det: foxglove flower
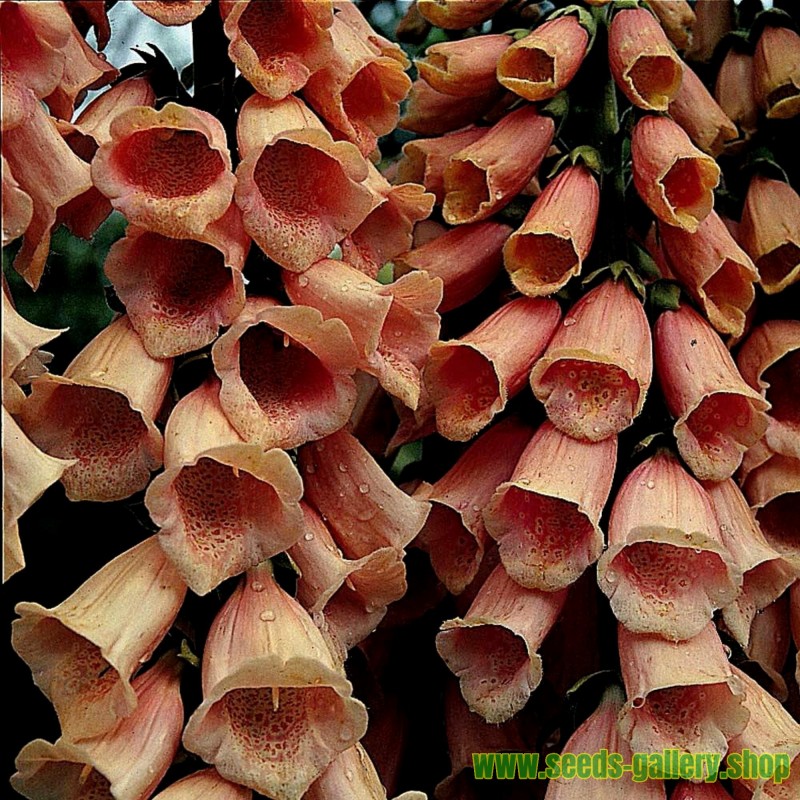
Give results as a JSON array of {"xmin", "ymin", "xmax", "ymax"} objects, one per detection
[
  {"xmin": 12, "ymin": 655, "xmax": 184, "ymax": 800},
  {"xmin": 654, "ymin": 305, "xmax": 768, "ymax": 481},
  {"xmin": 485, "ymin": 422, "xmax": 617, "ymax": 591},
  {"xmin": 17, "ymin": 316, "xmax": 172, "ymax": 502},
  {"xmin": 133, "ymin": 0, "xmax": 211, "ymax": 26},
  {"xmin": 715, "ymin": 49, "xmax": 759, "ymax": 143},
  {"xmin": 531, "ymin": 279, "xmax": 651, "ymax": 441},
  {"xmin": 597, "ymin": 452, "xmax": 741, "ymax": 641},
  {"xmin": 151, "ymin": 769, "xmax": 251, "ymax": 800},
  {"xmin": 648, "ymin": 0, "xmax": 695, "ymax": 51},
  {"xmin": 1, "ymin": 155, "xmax": 33, "ymax": 247},
  {"xmin": 498, "ymin": 17, "xmax": 589, "ymax": 102},
  {"xmin": 12, "ymin": 537, "xmax": 186, "ymax": 740},
  {"xmin": 753, "ymin": 26, "xmax": 800, "ymax": 120},
  {"xmin": 608, "ymin": 8, "xmax": 683, "ymax": 111},
  {"xmin": 183, "ymin": 564, "xmax": 369, "ymax": 800},
  {"xmin": 437, "ymin": 564, "xmax": 567, "ymax": 723},
  {"xmin": 146, "ymin": 379, "xmax": 304, "ymax": 595},
  {"xmin": 442, "ymin": 105, "xmax": 555, "ymax": 225},
  {"xmin": 417, "ymin": 34, "xmax": 509, "ymax": 97},
  {"xmin": 686, "ymin": 0, "xmax": 734, "ymax": 63},
  {"xmin": 212, "ymin": 297, "xmax": 359, "ymax": 450},
  {"xmin": 424, "ymin": 296, "xmax": 561, "ymax": 441},
  {"xmin": 416, "ymin": 0, "xmax": 506, "ymax": 30}
]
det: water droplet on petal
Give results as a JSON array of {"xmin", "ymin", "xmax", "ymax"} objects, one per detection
[
  {"xmin": 304, "ymin": 532, "xmax": 314, "ymax": 541},
  {"xmin": 359, "ymin": 483, "xmax": 370, "ymax": 494},
  {"xmin": 251, "ymin": 581, "xmax": 264, "ymax": 592},
  {"xmin": 338, "ymin": 462, "xmax": 349, "ymax": 473},
  {"xmin": 260, "ymin": 609, "xmax": 275, "ymax": 621}
]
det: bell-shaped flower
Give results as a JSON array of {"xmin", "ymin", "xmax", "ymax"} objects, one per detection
[
  {"xmin": 151, "ymin": 768, "xmax": 251, "ymax": 800},
  {"xmin": 753, "ymin": 26, "xmax": 800, "ymax": 120},
  {"xmin": 648, "ymin": 0, "xmax": 695, "ymax": 51},
  {"xmin": 12, "ymin": 536, "xmax": 186, "ymax": 740},
  {"xmin": 418, "ymin": 34, "xmax": 509, "ymax": 97},
  {"xmin": 133, "ymin": 0, "xmax": 211, "ymax": 26}
]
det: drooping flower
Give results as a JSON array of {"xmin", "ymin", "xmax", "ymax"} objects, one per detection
[
  {"xmin": 424, "ymin": 296, "xmax": 561, "ymax": 441},
  {"xmin": 484, "ymin": 421, "xmax": 617, "ymax": 591},
  {"xmin": 417, "ymin": 34, "xmax": 510, "ymax": 97},
  {"xmin": 715, "ymin": 48, "xmax": 759, "ymax": 143},
  {"xmin": 133, "ymin": 0, "xmax": 211, "ymax": 26},
  {"xmin": 753, "ymin": 26, "xmax": 800, "ymax": 120},
  {"xmin": 151, "ymin": 768, "xmax": 251, "ymax": 800},
  {"xmin": 658, "ymin": 210, "xmax": 758, "ymax": 338},
  {"xmin": 597, "ymin": 452, "xmax": 741, "ymax": 641},
  {"xmin": 145, "ymin": 378, "xmax": 304, "ymax": 595},
  {"xmin": 183, "ymin": 564, "xmax": 369, "ymax": 800},
  {"xmin": 234, "ymin": 93, "xmax": 373, "ymax": 272},
  {"xmin": 608, "ymin": 8, "xmax": 683, "ymax": 111},
  {"xmin": 92, "ymin": 103, "xmax": 236, "ymax": 239},
  {"xmin": 394, "ymin": 221, "xmax": 510, "ymax": 313},
  {"xmin": 12, "ymin": 536, "xmax": 186, "ymax": 740},
  {"xmin": 12, "ymin": 654, "xmax": 184, "ymax": 800},
  {"xmin": 545, "ymin": 685, "xmax": 666, "ymax": 799},
  {"xmin": 212, "ymin": 297, "xmax": 359, "ymax": 450},
  {"xmin": 503, "ymin": 165, "xmax": 600, "ymax": 296},
  {"xmin": 416, "ymin": 0, "xmax": 506, "ymax": 30},
  {"xmin": 669, "ymin": 62, "xmax": 738, "ymax": 157},
  {"xmin": 648, "ymin": 0, "xmax": 695, "ymax": 51},
  {"xmin": 685, "ymin": 0, "xmax": 734, "ymax": 63},
  {"xmin": 530, "ymin": 279, "xmax": 652, "ymax": 441},
  {"xmin": 416, "ymin": 417, "xmax": 534, "ymax": 594},
  {"xmin": 744, "ymin": 596, "xmax": 791, "ymax": 701},
  {"xmin": 617, "ymin": 623, "xmax": 749, "ymax": 758},
  {"xmin": 290, "ymin": 503, "xmax": 406, "ymax": 658},
  {"xmin": 497, "ymin": 16, "xmax": 589, "ymax": 102},
  {"xmin": 442, "ymin": 105, "xmax": 555, "ymax": 225},
  {"xmin": 437, "ymin": 563, "xmax": 567, "ymax": 723},
  {"xmin": 17, "ymin": 316, "xmax": 172, "ymax": 502},
  {"xmin": 298, "ymin": 429, "xmax": 430, "ymax": 558},
  {"xmin": 705, "ymin": 478, "xmax": 796, "ymax": 650},
  {"xmin": 738, "ymin": 175, "xmax": 800, "ymax": 295},
  {"xmin": 654, "ymin": 305, "xmax": 769, "ymax": 481},
  {"xmin": 284, "ymin": 257, "xmax": 442, "ymax": 410},
  {"xmin": 3, "ymin": 409, "xmax": 74, "ymax": 582},
  {"xmin": 631, "ymin": 115, "xmax": 720, "ymax": 232},
  {"xmin": 220, "ymin": 0, "xmax": 334, "ymax": 100}
]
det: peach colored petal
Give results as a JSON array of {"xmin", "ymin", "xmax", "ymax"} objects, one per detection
[
  {"xmin": 443, "ymin": 105, "xmax": 555, "ymax": 225},
  {"xmin": 212, "ymin": 298, "xmax": 358, "ymax": 450},
  {"xmin": 618, "ymin": 623, "xmax": 749, "ymax": 758},
  {"xmin": 92, "ymin": 103, "xmax": 235, "ymax": 238},
  {"xmin": 1, "ymin": 154, "xmax": 33, "ymax": 247},
  {"xmin": 305, "ymin": 744, "xmax": 408, "ymax": 800},
  {"xmin": 418, "ymin": 34, "xmax": 509, "ymax": 97},
  {"xmin": 398, "ymin": 78, "xmax": 502, "ymax": 135},
  {"xmin": 222, "ymin": 0, "xmax": 334, "ymax": 100},
  {"xmin": 183, "ymin": 565, "xmax": 368, "ymax": 800},
  {"xmin": 394, "ymin": 220, "xmax": 510, "ymax": 313},
  {"xmin": 12, "ymin": 537, "xmax": 186, "ymax": 740},
  {"xmin": 498, "ymin": 17, "xmax": 589, "ymax": 102},
  {"xmin": 416, "ymin": 417, "xmax": 534, "ymax": 594},
  {"xmin": 672, "ymin": 784, "xmax": 732, "ymax": 800},
  {"xmin": 104, "ymin": 225, "xmax": 247, "ymax": 358},
  {"xmin": 424, "ymin": 296, "xmax": 561, "ymax": 441},
  {"xmin": 706, "ymin": 478, "xmax": 796, "ymax": 649},
  {"xmin": 17, "ymin": 316, "xmax": 172, "ymax": 502},
  {"xmin": 396, "ymin": 126, "xmax": 486, "ymax": 205},
  {"xmin": 416, "ymin": 0, "xmax": 506, "ymax": 29},
  {"xmin": 133, "ymin": 0, "xmax": 211, "ymax": 26},
  {"xmin": 739, "ymin": 176, "xmax": 800, "ymax": 295},
  {"xmin": 152, "ymin": 769, "xmax": 251, "ymax": 800},
  {"xmin": 285, "ymin": 257, "xmax": 441, "ymax": 409},
  {"xmin": 670, "ymin": 61, "xmax": 738, "ymax": 157},
  {"xmin": 631, "ymin": 115, "xmax": 720, "ymax": 233},
  {"xmin": 485, "ymin": 421, "xmax": 617, "ymax": 591},
  {"xmin": 146, "ymin": 379, "xmax": 304, "ymax": 595},
  {"xmin": 66, "ymin": 0, "xmax": 112, "ymax": 50},
  {"xmin": 648, "ymin": 0, "xmax": 695, "ymax": 51},
  {"xmin": 2, "ymin": 408, "xmax": 74, "ymax": 582},
  {"xmin": 235, "ymin": 94, "xmax": 373, "ymax": 272},
  {"xmin": 597, "ymin": 452, "xmax": 741, "ymax": 640},
  {"xmin": 753, "ymin": 26, "xmax": 800, "ymax": 120},
  {"xmin": 290, "ymin": 504, "xmax": 407, "ymax": 657},
  {"xmin": 299, "ymin": 429, "xmax": 430, "ymax": 558},
  {"xmin": 504, "ymin": 164, "xmax": 600, "ymax": 296},
  {"xmin": 685, "ymin": 0, "xmax": 734, "ymax": 63},
  {"xmin": 716, "ymin": 49, "xmax": 758, "ymax": 142},
  {"xmin": 437, "ymin": 563, "xmax": 567, "ymax": 723},
  {"xmin": 545, "ymin": 686, "xmax": 666, "ymax": 799},
  {"xmin": 659, "ymin": 211, "xmax": 758, "ymax": 337},
  {"xmin": 609, "ymin": 8, "xmax": 683, "ymax": 110},
  {"xmin": 531, "ymin": 280, "xmax": 652, "ymax": 441},
  {"xmin": 655, "ymin": 305, "xmax": 769, "ymax": 481},
  {"xmin": 3, "ymin": 102, "xmax": 92, "ymax": 289},
  {"xmin": 12, "ymin": 655, "xmax": 184, "ymax": 800},
  {"xmin": 744, "ymin": 596, "xmax": 791, "ymax": 701}
]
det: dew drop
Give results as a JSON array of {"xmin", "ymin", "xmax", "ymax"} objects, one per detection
[
  {"xmin": 646, "ymin": 480, "xmax": 655, "ymax": 489},
  {"xmin": 338, "ymin": 462, "xmax": 349, "ymax": 473},
  {"xmin": 304, "ymin": 532, "xmax": 314, "ymax": 541},
  {"xmin": 251, "ymin": 581, "xmax": 264, "ymax": 592},
  {"xmin": 358, "ymin": 483, "xmax": 370, "ymax": 494},
  {"xmin": 260, "ymin": 609, "xmax": 275, "ymax": 622},
  {"xmin": 563, "ymin": 317, "xmax": 577, "ymax": 327},
  {"xmin": 297, "ymin": 275, "xmax": 309, "ymax": 288}
]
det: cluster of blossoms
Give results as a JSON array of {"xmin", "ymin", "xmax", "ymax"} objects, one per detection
[{"xmin": 2, "ymin": 0, "xmax": 799, "ymax": 799}]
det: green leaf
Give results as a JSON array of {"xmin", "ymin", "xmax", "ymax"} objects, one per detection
[
  {"xmin": 390, "ymin": 440, "xmax": 423, "ymax": 480},
  {"xmin": 376, "ymin": 261, "xmax": 394, "ymax": 285},
  {"xmin": 178, "ymin": 639, "xmax": 200, "ymax": 668},
  {"xmin": 631, "ymin": 242, "xmax": 662, "ymax": 281},
  {"xmin": 648, "ymin": 280, "xmax": 681, "ymax": 311}
]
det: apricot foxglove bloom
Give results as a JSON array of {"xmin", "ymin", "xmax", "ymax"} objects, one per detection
[
  {"xmin": 485, "ymin": 421, "xmax": 617, "ymax": 591},
  {"xmin": 530, "ymin": 279, "xmax": 651, "ymax": 441},
  {"xmin": 597, "ymin": 452, "xmax": 741, "ymax": 641},
  {"xmin": 417, "ymin": 34, "xmax": 509, "ymax": 98},
  {"xmin": 12, "ymin": 536, "xmax": 186, "ymax": 740},
  {"xmin": 753, "ymin": 26, "xmax": 800, "ymax": 120},
  {"xmin": 416, "ymin": 0, "xmax": 506, "ymax": 30},
  {"xmin": 648, "ymin": 0, "xmax": 695, "ymax": 51},
  {"xmin": 151, "ymin": 769, "xmax": 251, "ymax": 800},
  {"xmin": 1, "ymin": 155, "xmax": 33, "ymax": 247},
  {"xmin": 424, "ymin": 296, "xmax": 561, "ymax": 441},
  {"xmin": 17, "ymin": 316, "xmax": 172, "ymax": 502},
  {"xmin": 686, "ymin": 0, "xmax": 734, "ymax": 63},
  {"xmin": 133, "ymin": 0, "xmax": 211, "ymax": 26},
  {"xmin": 183, "ymin": 564, "xmax": 369, "ymax": 800},
  {"xmin": 437, "ymin": 563, "xmax": 567, "ymax": 723},
  {"xmin": 715, "ymin": 49, "xmax": 758, "ymax": 144}
]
